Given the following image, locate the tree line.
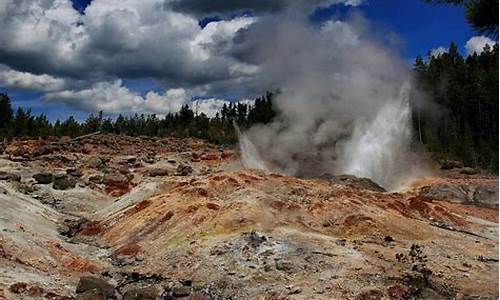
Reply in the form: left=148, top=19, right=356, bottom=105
left=0, top=92, right=276, bottom=145
left=411, top=42, right=498, bottom=170
left=0, top=42, right=498, bottom=171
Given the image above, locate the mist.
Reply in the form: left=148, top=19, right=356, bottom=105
left=237, top=12, right=426, bottom=190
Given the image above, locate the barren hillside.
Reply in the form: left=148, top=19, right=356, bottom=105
left=0, top=134, right=497, bottom=299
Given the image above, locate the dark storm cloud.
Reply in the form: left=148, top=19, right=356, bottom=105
left=168, top=0, right=289, bottom=16
left=168, top=0, right=360, bottom=17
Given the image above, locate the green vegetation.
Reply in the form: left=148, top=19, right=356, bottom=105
left=412, top=42, right=498, bottom=170
left=0, top=92, right=276, bottom=145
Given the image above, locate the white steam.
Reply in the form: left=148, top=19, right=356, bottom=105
left=238, top=14, right=423, bottom=190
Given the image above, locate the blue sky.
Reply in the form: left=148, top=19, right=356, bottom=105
left=313, top=0, right=475, bottom=59
left=0, top=0, right=488, bottom=121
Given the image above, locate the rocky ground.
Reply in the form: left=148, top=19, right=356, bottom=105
left=0, top=134, right=497, bottom=300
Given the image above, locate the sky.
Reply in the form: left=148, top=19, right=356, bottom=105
left=0, top=0, right=496, bottom=121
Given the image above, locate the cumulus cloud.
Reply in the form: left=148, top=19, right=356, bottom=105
left=192, top=98, right=254, bottom=117
left=45, top=80, right=188, bottom=115
left=465, top=36, right=495, bottom=55
left=0, top=0, right=365, bottom=114
left=430, top=46, right=447, bottom=57
left=0, top=66, right=66, bottom=92
left=0, top=0, right=256, bottom=86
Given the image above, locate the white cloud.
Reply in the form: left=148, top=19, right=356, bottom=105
left=0, top=0, right=257, bottom=86
left=45, top=80, right=188, bottom=114
left=430, top=46, right=447, bottom=57
left=465, top=36, right=495, bottom=55
left=0, top=66, right=66, bottom=92
left=191, top=98, right=254, bottom=117
left=0, top=0, right=367, bottom=114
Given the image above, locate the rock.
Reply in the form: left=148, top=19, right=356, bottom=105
left=384, top=235, right=395, bottom=243
left=0, top=171, right=21, bottom=182
left=58, top=218, right=89, bottom=238
left=147, top=168, right=170, bottom=177
left=103, top=172, right=129, bottom=186
left=186, top=292, right=212, bottom=300
left=355, top=287, right=384, bottom=300
left=88, top=174, right=103, bottom=184
left=118, top=156, right=137, bottom=165
left=420, top=184, right=498, bottom=208
left=473, top=186, right=498, bottom=207
left=0, top=186, right=7, bottom=194
left=53, top=175, right=76, bottom=190
left=9, top=282, right=27, bottom=294
left=387, top=284, right=411, bottom=299
left=172, top=286, right=191, bottom=297
left=66, top=168, right=83, bottom=177
left=460, top=167, right=478, bottom=175
left=76, top=276, right=115, bottom=298
left=323, top=174, right=386, bottom=192
left=243, top=231, right=266, bottom=248
left=206, top=202, right=220, bottom=210
left=33, top=172, right=54, bottom=184
left=177, top=164, right=193, bottom=176
left=123, top=286, right=158, bottom=300
left=75, top=288, right=106, bottom=300
left=275, top=259, right=298, bottom=273
left=440, top=159, right=464, bottom=170
left=85, top=156, right=103, bottom=168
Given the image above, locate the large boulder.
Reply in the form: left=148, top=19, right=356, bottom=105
left=53, top=175, right=76, bottom=190
left=460, top=167, right=478, bottom=175
left=419, top=184, right=498, bottom=208
left=76, top=276, right=115, bottom=298
left=103, top=172, right=129, bottom=187
left=76, top=288, right=106, bottom=300
left=323, top=174, right=386, bottom=192
left=122, top=287, right=159, bottom=300
left=84, top=156, right=104, bottom=168
left=147, top=168, right=171, bottom=177
left=33, top=173, right=54, bottom=184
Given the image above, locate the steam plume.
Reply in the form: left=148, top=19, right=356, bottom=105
left=238, top=13, right=423, bottom=190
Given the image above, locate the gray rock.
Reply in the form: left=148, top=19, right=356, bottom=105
left=76, top=276, right=115, bottom=298
left=275, top=259, right=298, bottom=273
left=172, top=286, right=191, bottom=297
left=322, top=174, right=386, bottom=192
left=420, top=184, right=498, bottom=208
left=88, top=174, right=103, bottom=184
left=460, top=167, right=478, bottom=175
left=53, top=175, right=76, bottom=190
left=147, top=168, right=170, bottom=177
left=66, top=168, right=83, bottom=177
left=103, top=172, right=129, bottom=186
left=33, top=173, right=54, bottom=184
left=177, top=164, right=193, bottom=176
left=85, top=156, right=103, bottom=168
left=123, top=286, right=158, bottom=300
left=75, top=288, right=105, bottom=300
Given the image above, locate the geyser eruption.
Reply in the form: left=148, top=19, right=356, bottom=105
left=338, top=82, right=413, bottom=189
left=237, top=14, right=423, bottom=190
